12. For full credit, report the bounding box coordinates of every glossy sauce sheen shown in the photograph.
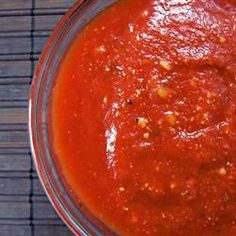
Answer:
[52,1,236,235]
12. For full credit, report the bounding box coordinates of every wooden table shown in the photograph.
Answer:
[0,1,77,235]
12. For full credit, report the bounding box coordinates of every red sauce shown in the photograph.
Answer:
[52,0,236,235]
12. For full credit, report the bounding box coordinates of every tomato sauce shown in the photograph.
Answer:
[52,0,236,235]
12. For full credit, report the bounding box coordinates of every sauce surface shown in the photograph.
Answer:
[52,0,236,235]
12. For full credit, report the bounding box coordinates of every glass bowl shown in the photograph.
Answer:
[29,0,117,235]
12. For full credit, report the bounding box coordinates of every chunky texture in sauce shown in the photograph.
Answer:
[52,0,236,235]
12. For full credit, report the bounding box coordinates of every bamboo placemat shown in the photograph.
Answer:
[0,1,77,235]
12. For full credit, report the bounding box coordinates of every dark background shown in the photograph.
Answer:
[0,1,77,235]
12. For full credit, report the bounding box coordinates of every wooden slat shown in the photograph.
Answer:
[0,108,27,124]
[0,172,29,178]
[0,16,31,32]
[0,225,31,236]
[0,101,28,109]
[0,85,29,100]
[0,124,27,131]
[35,226,73,236]
[0,10,31,17]
[33,195,48,203]
[0,195,28,202]
[34,31,51,37]
[0,61,31,77]
[0,219,66,228]
[0,31,49,38]
[0,77,30,85]
[0,37,30,55]
[34,36,49,54]
[34,8,68,15]
[0,9,69,18]
[0,0,31,10]
[0,154,30,171]
[0,219,29,225]
[0,131,29,148]
[0,32,31,38]
[0,148,30,155]
[35,15,63,31]
[0,54,32,61]
[33,202,59,220]
[0,178,30,195]
[35,0,76,9]
[0,202,30,219]
[33,178,45,196]
[33,219,65,225]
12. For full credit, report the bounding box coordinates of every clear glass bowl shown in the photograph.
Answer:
[29,0,117,235]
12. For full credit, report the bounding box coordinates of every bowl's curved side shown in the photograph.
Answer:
[29,1,91,235]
